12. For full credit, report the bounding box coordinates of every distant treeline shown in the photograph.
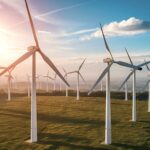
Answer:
[0,89,148,100]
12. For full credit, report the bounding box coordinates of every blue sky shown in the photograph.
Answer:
[0,0,150,56]
[0,0,150,88]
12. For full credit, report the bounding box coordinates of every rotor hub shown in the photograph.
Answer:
[103,58,112,63]
[27,46,38,51]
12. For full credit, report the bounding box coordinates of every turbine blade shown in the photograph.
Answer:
[88,62,113,95]
[138,61,150,68]
[114,61,142,70]
[143,80,150,91]
[0,50,35,77]
[47,76,54,80]
[144,59,150,71]
[118,71,134,90]
[62,67,67,74]
[67,71,77,74]
[78,58,86,71]
[100,23,114,60]
[24,0,39,47]
[125,48,133,65]
[38,50,69,86]
[79,72,85,83]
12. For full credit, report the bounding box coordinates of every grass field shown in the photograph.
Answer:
[0,94,150,150]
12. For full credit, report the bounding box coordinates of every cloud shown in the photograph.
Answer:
[8,1,86,28]
[60,28,98,37]
[35,2,84,18]
[38,28,97,38]
[80,17,150,41]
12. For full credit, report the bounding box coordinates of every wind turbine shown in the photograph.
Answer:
[5,68,14,101]
[88,24,142,145]
[63,67,69,97]
[124,82,128,101]
[45,71,50,92]
[59,78,62,91]
[67,58,86,100]
[43,71,54,92]
[119,49,150,122]
[0,0,69,143]
[36,75,41,90]
[53,73,57,91]
[27,74,31,97]
[143,80,150,112]
[142,61,150,112]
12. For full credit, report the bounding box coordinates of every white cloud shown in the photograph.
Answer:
[7,1,86,28]
[38,28,97,38]
[80,17,150,41]
[35,2,84,18]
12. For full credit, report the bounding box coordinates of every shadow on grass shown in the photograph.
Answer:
[111,101,131,106]
[38,133,108,150]
[113,143,150,150]
[0,108,118,126]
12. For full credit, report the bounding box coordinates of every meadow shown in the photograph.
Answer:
[0,92,150,150]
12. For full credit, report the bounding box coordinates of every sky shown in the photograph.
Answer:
[0,0,150,90]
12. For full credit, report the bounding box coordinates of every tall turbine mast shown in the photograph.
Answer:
[0,0,69,143]
[67,58,86,100]
[88,24,142,145]
[119,50,150,121]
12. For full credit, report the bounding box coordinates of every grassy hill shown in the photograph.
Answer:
[0,95,150,150]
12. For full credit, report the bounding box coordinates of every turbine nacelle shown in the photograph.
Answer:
[27,46,39,52]
[103,58,112,64]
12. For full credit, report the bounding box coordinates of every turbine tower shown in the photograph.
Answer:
[27,74,31,97]
[119,50,150,122]
[143,60,150,112]
[0,0,69,143]
[43,72,54,92]
[5,72,13,101]
[67,58,86,100]
[5,67,14,101]
[63,67,69,97]
[53,73,57,91]
[88,24,142,145]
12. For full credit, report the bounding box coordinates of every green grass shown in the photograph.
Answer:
[0,95,150,150]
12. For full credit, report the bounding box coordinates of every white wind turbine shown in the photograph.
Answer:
[143,79,150,112]
[63,67,69,97]
[53,73,57,91]
[124,82,128,101]
[43,71,54,92]
[36,75,41,90]
[141,60,150,112]
[5,68,14,101]
[67,58,86,100]
[59,78,62,91]
[88,24,142,145]
[145,61,150,112]
[27,74,31,97]
[119,49,150,122]
[0,0,69,143]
